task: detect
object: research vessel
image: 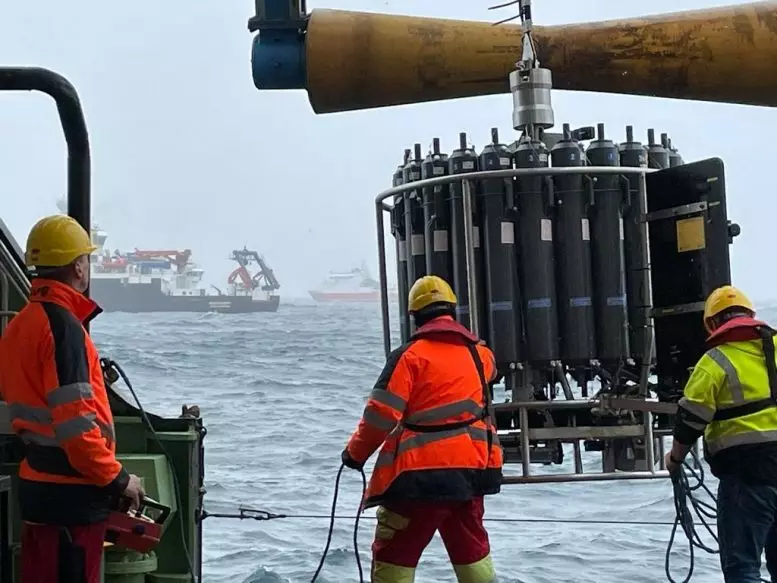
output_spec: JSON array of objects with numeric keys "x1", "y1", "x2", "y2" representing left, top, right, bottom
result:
[
  {"x1": 55, "y1": 199, "x2": 281, "y2": 314},
  {"x1": 93, "y1": 238, "x2": 279, "y2": 314},
  {"x1": 0, "y1": 0, "x2": 775, "y2": 580}
]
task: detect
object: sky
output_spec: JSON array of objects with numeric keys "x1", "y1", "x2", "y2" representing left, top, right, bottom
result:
[{"x1": 0, "y1": 0, "x2": 772, "y2": 300}]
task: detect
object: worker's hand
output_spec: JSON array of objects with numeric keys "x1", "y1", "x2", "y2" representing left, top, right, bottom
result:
[
  {"x1": 341, "y1": 449, "x2": 365, "y2": 471},
  {"x1": 122, "y1": 474, "x2": 145, "y2": 512},
  {"x1": 664, "y1": 452, "x2": 682, "y2": 476}
]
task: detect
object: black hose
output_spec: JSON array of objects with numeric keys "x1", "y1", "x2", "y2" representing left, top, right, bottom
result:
[
  {"x1": 665, "y1": 450, "x2": 770, "y2": 583},
  {"x1": 310, "y1": 464, "x2": 367, "y2": 583}
]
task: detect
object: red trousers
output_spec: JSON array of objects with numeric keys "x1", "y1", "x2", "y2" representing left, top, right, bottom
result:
[
  {"x1": 372, "y1": 497, "x2": 491, "y2": 572},
  {"x1": 21, "y1": 521, "x2": 107, "y2": 583}
]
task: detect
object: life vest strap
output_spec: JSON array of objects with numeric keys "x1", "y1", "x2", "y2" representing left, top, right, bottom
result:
[
  {"x1": 712, "y1": 398, "x2": 777, "y2": 421},
  {"x1": 403, "y1": 411, "x2": 487, "y2": 434}
]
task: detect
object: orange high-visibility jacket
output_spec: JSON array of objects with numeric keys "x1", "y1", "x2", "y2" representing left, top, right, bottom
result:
[
  {"x1": 346, "y1": 315, "x2": 503, "y2": 508},
  {"x1": 0, "y1": 279, "x2": 129, "y2": 524}
]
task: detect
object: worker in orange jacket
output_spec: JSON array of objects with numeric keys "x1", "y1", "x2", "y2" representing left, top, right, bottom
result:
[
  {"x1": 342, "y1": 275, "x2": 502, "y2": 583},
  {"x1": 0, "y1": 215, "x2": 144, "y2": 583}
]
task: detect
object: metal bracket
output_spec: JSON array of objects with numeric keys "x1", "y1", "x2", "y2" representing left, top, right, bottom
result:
[
  {"x1": 646, "y1": 201, "x2": 707, "y2": 222},
  {"x1": 200, "y1": 506, "x2": 286, "y2": 521},
  {"x1": 248, "y1": 0, "x2": 307, "y2": 32},
  {"x1": 651, "y1": 301, "x2": 706, "y2": 319}
]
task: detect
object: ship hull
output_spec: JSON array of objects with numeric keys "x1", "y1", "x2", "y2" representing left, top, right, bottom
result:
[{"x1": 92, "y1": 278, "x2": 280, "y2": 313}]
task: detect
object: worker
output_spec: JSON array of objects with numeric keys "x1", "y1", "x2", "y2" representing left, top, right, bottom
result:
[
  {"x1": 0, "y1": 215, "x2": 144, "y2": 583},
  {"x1": 341, "y1": 275, "x2": 502, "y2": 583},
  {"x1": 665, "y1": 285, "x2": 777, "y2": 583}
]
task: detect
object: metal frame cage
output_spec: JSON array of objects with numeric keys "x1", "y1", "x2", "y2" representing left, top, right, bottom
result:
[{"x1": 373, "y1": 149, "x2": 734, "y2": 485}]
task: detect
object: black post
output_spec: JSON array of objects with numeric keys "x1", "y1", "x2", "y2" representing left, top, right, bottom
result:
[{"x1": 0, "y1": 67, "x2": 92, "y2": 301}]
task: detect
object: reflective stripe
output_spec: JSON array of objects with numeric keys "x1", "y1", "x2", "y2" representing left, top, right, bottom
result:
[
  {"x1": 372, "y1": 561, "x2": 415, "y2": 583},
  {"x1": 54, "y1": 412, "x2": 97, "y2": 442},
  {"x1": 364, "y1": 407, "x2": 398, "y2": 432},
  {"x1": 374, "y1": 425, "x2": 496, "y2": 468},
  {"x1": 707, "y1": 348, "x2": 745, "y2": 403},
  {"x1": 9, "y1": 403, "x2": 52, "y2": 425},
  {"x1": 706, "y1": 429, "x2": 777, "y2": 455},
  {"x1": 19, "y1": 430, "x2": 59, "y2": 447},
  {"x1": 405, "y1": 399, "x2": 483, "y2": 424},
  {"x1": 678, "y1": 397, "x2": 715, "y2": 423},
  {"x1": 47, "y1": 382, "x2": 93, "y2": 408},
  {"x1": 97, "y1": 419, "x2": 115, "y2": 442},
  {"x1": 12, "y1": 403, "x2": 113, "y2": 442},
  {"x1": 399, "y1": 426, "x2": 470, "y2": 454},
  {"x1": 453, "y1": 554, "x2": 496, "y2": 583},
  {"x1": 683, "y1": 419, "x2": 707, "y2": 432},
  {"x1": 375, "y1": 451, "x2": 393, "y2": 468},
  {"x1": 369, "y1": 388, "x2": 407, "y2": 413}
]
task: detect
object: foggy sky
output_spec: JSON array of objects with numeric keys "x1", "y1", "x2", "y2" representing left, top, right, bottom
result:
[{"x1": 0, "y1": 0, "x2": 771, "y2": 301}]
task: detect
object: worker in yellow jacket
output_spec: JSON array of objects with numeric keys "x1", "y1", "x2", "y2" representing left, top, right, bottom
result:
[{"x1": 665, "y1": 285, "x2": 777, "y2": 583}]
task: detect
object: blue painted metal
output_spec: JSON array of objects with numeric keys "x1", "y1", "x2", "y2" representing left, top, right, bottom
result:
[
  {"x1": 248, "y1": 0, "x2": 307, "y2": 90},
  {"x1": 251, "y1": 30, "x2": 306, "y2": 90}
]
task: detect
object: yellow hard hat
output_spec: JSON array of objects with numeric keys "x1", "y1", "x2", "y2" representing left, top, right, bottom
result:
[
  {"x1": 703, "y1": 285, "x2": 754, "y2": 332},
  {"x1": 25, "y1": 214, "x2": 97, "y2": 268},
  {"x1": 408, "y1": 275, "x2": 457, "y2": 313}
]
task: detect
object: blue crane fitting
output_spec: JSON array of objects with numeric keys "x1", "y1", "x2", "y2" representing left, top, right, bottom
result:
[{"x1": 250, "y1": 29, "x2": 306, "y2": 90}]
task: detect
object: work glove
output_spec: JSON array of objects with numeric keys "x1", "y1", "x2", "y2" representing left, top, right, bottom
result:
[{"x1": 341, "y1": 449, "x2": 365, "y2": 471}]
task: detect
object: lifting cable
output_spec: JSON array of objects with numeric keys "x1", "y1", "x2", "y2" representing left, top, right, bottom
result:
[
  {"x1": 665, "y1": 449, "x2": 770, "y2": 583},
  {"x1": 207, "y1": 459, "x2": 775, "y2": 583},
  {"x1": 204, "y1": 511, "x2": 709, "y2": 528},
  {"x1": 309, "y1": 463, "x2": 367, "y2": 583},
  {"x1": 205, "y1": 459, "x2": 751, "y2": 583},
  {"x1": 198, "y1": 443, "x2": 773, "y2": 583},
  {"x1": 202, "y1": 464, "x2": 371, "y2": 582}
]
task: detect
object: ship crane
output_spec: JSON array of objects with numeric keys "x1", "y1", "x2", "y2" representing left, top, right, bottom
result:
[
  {"x1": 129, "y1": 249, "x2": 192, "y2": 273},
  {"x1": 227, "y1": 247, "x2": 281, "y2": 292}
]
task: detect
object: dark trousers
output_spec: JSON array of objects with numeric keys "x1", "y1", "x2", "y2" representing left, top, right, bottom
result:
[
  {"x1": 718, "y1": 474, "x2": 777, "y2": 582},
  {"x1": 21, "y1": 521, "x2": 107, "y2": 583}
]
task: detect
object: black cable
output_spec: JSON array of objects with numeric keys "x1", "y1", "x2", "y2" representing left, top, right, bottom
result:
[
  {"x1": 310, "y1": 463, "x2": 367, "y2": 583},
  {"x1": 665, "y1": 450, "x2": 770, "y2": 583},
  {"x1": 354, "y1": 469, "x2": 367, "y2": 582},
  {"x1": 109, "y1": 360, "x2": 198, "y2": 583}
]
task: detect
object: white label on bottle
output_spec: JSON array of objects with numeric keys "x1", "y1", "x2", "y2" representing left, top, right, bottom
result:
[
  {"x1": 433, "y1": 230, "x2": 449, "y2": 252},
  {"x1": 582, "y1": 218, "x2": 590, "y2": 241},
  {"x1": 433, "y1": 166, "x2": 445, "y2": 175},
  {"x1": 411, "y1": 234, "x2": 424, "y2": 255},
  {"x1": 463, "y1": 160, "x2": 475, "y2": 170},
  {"x1": 540, "y1": 218, "x2": 553, "y2": 241},
  {"x1": 501, "y1": 221, "x2": 515, "y2": 245},
  {"x1": 539, "y1": 153, "x2": 549, "y2": 163},
  {"x1": 499, "y1": 157, "x2": 511, "y2": 168}
]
